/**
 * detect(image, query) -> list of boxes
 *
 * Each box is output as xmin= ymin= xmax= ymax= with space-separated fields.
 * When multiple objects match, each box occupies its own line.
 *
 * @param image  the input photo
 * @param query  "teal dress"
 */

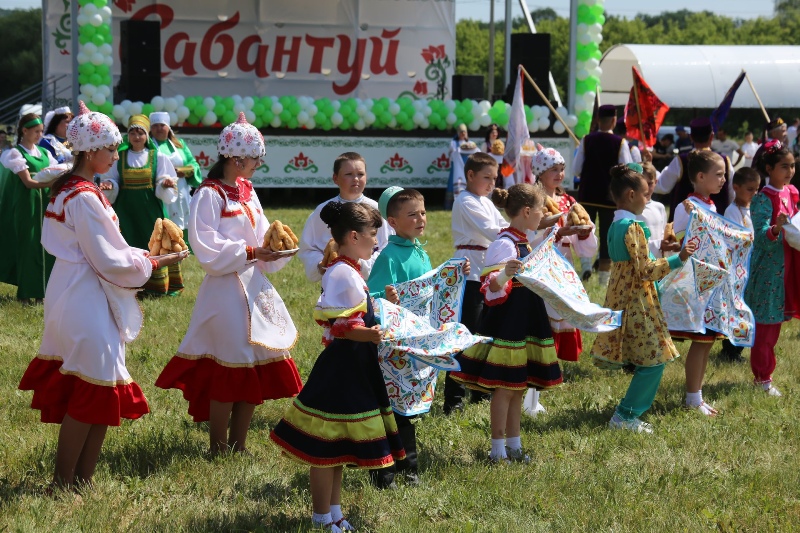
xmin=367 ymin=235 xmax=432 ymax=298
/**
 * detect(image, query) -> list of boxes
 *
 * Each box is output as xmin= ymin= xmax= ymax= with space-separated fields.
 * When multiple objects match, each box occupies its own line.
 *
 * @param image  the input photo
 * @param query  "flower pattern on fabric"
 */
xmin=218 ymin=112 xmax=265 ymax=158
xmin=531 ymin=147 xmax=565 ymax=175
xmin=66 ymin=101 xmax=122 ymax=152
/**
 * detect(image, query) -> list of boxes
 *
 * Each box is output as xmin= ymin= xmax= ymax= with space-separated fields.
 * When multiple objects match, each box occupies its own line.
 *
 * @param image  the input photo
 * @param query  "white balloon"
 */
xmin=104 ymin=55 xmax=113 ymax=67
xmin=82 ymin=3 xmax=97 ymax=16
xmin=354 ymin=118 xmax=366 ymax=131
xmin=82 ymin=83 xmax=97 ymax=96
xmin=578 ymin=32 xmax=592 ymax=45
xmin=364 ymin=111 xmax=376 ymax=125
xmin=528 ymin=120 xmax=539 ymax=133
xmin=420 ymin=118 xmax=430 ymax=129
xmin=363 ymin=98 xmax=374 ymax=109
xmin=307 ymin=104 xmax=318 ymax=117
xmin=538 ymin=117 xmax=550 ymax=130
xmin=168 ymin=111 xmax=178 ymax=125
xmin=356 ymin=104 xmax=367 ymax=117
xmin=577 ymin=68 xmax=589 ymax=81
xmin=76 ymin=14 xmax=88 ymax=26
xmin=553 ymin=121 xmax=566 ymax=135
xmin=77 ymin=52 xmax=89 ymax=64
xmin=201 ymin=111 xmax=217 ymax=126
xmin=445 ymin=100 xmax=458 ymax=111
xmin=566 ymin=114 xmax=579 ymax=128
xmin=388 ymin=102 xmax=401 ymax=115
xmin=412 ymin=111 xmax=424 ymax=125
xmin=577 ymin=23 xmax=588 ymax=35
xmin=388 ymin=117 xmax=397 ymax=128
xmin=164 ymin=98 xmax=178 ymax=112
xmin=423 ymin=105 xmax=432 ymax=117
xmin=233 ymin=103 xmax=246 ymax=114
xmin=151 ymin=96 xmax=165 ymax=110
xmin=331 ymin=112 xmax=344 ymax=126
xmin=270 ymin=116 xmax=282 ymax=128
xmin=297 ymin=111 xmax=309 ymax=124
xmin=582 ymin=91 xmax=596 ymax=105
xmin=91 ymin=52 xmax=104 ymax=65
xmin=542 ymin=106 xmax=551 ymax=118
xmin=98 ymin=85 xmax=111 ymax=97
xmin=232 ymin=94 xmax=243 ymax=103
xmin=468 ymin=119 xmax=480 ymax=131
xmin=592 ymin=66 xmax=603 ymax=78
xmin=99 ymin=44 xmax=113 ymax=56
xmin=478 ymin=113 xmax=492 ymax=127
xmin=129 ymin=102 xmax=142 ymax=115
xmin=120 ymin=99 xmax=132 ymax=108
xmin=479 ymin=100 xmax=492 ymax=113
xmin=112 ymin=105 xmax=125 ymax=119
xmin=175 ymin=95 xmax=185 ymax=105
xmin=412 ymin=99 xmax=425 ymax=112
xmin=203 ymin=97 xmax=216 ymax=109
xmin=271 ymin=102 xmax=283 ymax=115
xmin=575 ymin=99 xmax=589 ymax=113
xmin=555 ymin=106 xmax=568 ymax=118
xmin=244 ymin=110 xmax=256 ymax=123
xmin=305 ymin=118 xmax=316 ymax=129
xmin=82 ymin=43 xmax=98 ymax=56
xmin=101 ymin=6 xmax=112 ymax=18
xmin=586 ymin=58 xmax=600 ymax=70
xmin=243 ymin=96 xmax=255 ymax=109
xmin=446 ymin=112 xmax=458 ymax=125
xmin=176 ymin=106 xmax=190 ymax=121
xmin=90 ymin=14 xmax=103 ymax=27
xmin=593 ymin=33 xmax=604 ymax=44
xmin=121 ymin=115 xmax=131 ymax=127
xmin=91 ymin=92 xmax=106 ymax=106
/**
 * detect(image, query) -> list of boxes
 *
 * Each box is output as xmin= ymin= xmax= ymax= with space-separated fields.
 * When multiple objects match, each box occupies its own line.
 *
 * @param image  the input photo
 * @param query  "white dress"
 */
xmin=155 ymin=177 xmax=302 ymax=422
xmin=19 ymin=176 xmax=153 ymax=425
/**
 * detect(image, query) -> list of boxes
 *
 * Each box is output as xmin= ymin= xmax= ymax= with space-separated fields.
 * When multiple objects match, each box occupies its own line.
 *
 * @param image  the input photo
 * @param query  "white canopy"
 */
xmin=599 ymin=44 xmax=800 ymax=108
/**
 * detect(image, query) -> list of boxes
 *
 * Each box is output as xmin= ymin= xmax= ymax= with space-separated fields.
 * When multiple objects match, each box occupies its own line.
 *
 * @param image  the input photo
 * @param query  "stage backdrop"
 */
xmin=180 ymin=135 xmax=575 ymax=188
xmin=44 ymin=0 xmax=456 ymax=100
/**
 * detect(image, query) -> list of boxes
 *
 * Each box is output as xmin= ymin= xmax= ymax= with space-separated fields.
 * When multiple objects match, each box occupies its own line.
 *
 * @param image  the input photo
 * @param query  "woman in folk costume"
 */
xmin=149 ymin=112 xmax=202 ymax=243
xmin=99 ymin=114 xmax=181 ymax=295
xmin=18 ymin=101 xmax=187 ymax=490
xmin=0 ymin=112 xmax=59 ymax=302
xmin=40 ymin=106 xmax=74 ymax=164
xmin=156 ymin=113 xmax=302 ymax=456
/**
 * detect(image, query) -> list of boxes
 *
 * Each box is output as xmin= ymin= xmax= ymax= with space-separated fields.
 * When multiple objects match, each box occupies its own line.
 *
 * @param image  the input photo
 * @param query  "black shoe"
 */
xmin=400 ymin=470 xmax=420 ymax=486
xmin=622 ymin=363 xmax=636 ymax=375
xmin=443 ymin=402 xmax=464 ymax=415
xmin=469 ymin=390 xmax=489 ymax=404
xmin=368 ymin=468 xmax=397 ymax=490
xmin=720 ymin=351 xmax=747 ymax=364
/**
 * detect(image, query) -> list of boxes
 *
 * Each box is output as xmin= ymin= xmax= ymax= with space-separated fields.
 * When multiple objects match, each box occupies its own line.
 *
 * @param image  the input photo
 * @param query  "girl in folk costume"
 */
xmin=532 ymin=147 xmax=597 ymax=364
xmin=156 ymin=113 xmax=302 ymax=456
xmin=744 ymin=141 xmax=799 ymax=396
xmin=40 ymin=106 xmax=74 ymax=164
xmin=271 ymin=202 xmax=405 ymax=533
xmin=99 ymin=114 xmax=181 ymax=295
xmin=670 ymin=151 xmax=728 ymax=416
xmin=149 ymin=112 xmax=203 ymax=243
xmin=591 ymin=164 xmax=696 ymax=433
xmin=18 ymin=102 xmax=187 ymax=489
xmin=452 ymin=184 xmax=562 ymax=463
xmin=0 ymin=113 xmax=59 ymax=301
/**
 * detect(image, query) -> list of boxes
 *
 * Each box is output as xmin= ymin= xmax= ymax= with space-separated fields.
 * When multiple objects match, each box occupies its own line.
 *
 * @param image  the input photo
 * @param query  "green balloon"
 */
xmin=402 ymin=120 xmax=414 ymax=132
xmin=289 ymin=102 xmax=301 ymax=115
xmin=253 ymin=117 xmax=263 ymax=128
xmin=92 ymin=34 xmax=105 ymax=46
xmin=576 ymin=45 xmax=591 ymax=62
xmin=287 ymin=118 xmax=299 ymax=129
xmin=429 ymin=112 xmax=441 ymax=126
xmin=79 ymin=0 xmax=91 ymax=5
xmin=260 ymin=109 xmax=273 ymax=123
xmin=339 ymin=119 xmax=350 ymax=130
xmin=524 ymin=106 xmax=533 ymax=123
xmin=497 ymin=113 xmax=509 ymax=127
xmin=591 ymin=49 xmax=602 ymax=60
xmin=79 ymin=34 xmax=90 ymax=45
xmin=578 ymin=110 xmax=592 ymax=124
xmin=89 ymin=73 xmax=102 ymax=85
xmin=577 ymin=5 xmax=590 ymax=22
xmin=187 ymin=113 xmax=199 ymax=125
xmin=279 ymin=110 xmax=291 ymax=122
xmin=462 ymin=100 xmax=473 ymax=111
xmin=93 ymin=0 xmax=106 ymax=7
xmin=575 ymin=80 xmax=591 ymax=94
xmin=222 ymin=97 xmax=234 ymax=109
xmin=79 ymin=63 xmax=94 ymax=75
xmin=252 ymin=103 xmax=265 ymax=115
xmin=380 ymin=111 xmax=392 ymax=125
xmin=214 ymin=104 xmax=226 ymax=116
xmin=279 ymin=96 xmax=291 ymax=106
xmin=193 ymin=104 xmax=207 ymax=116
xmin=575 ymin=123 xmax=589 ymax=138
xmin=95 ymin=64 xmax=108 ymax=76
xmin=101 ymin=74 xmax=112 ymax=85
xmin=590 ymin=5 xmax=604 ymax=18
xmin=396 ymin=111 xmax=408 ymax=124
xmin=78 ymin=74 xmax=89 ymax=85
xmin=597 ymin=15 xmax=606 ymax=25
xmin=223 ymin=111 xmax=236 ymax=124
xmin=100 ymin=101 xmax=113 ymax=115
xmin=372 ymin=103 xmax=384 ymax=115
xmin=142 ymin=104 xmax=154 ymax=116
xmin=82 ymin=25 xmax=96 ymax=37
xmin=587 ymin=75 xmax=600 ymax=87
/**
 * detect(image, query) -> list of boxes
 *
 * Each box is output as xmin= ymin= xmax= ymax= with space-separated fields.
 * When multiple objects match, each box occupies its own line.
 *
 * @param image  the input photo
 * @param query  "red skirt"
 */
xmin=155 ymin=355 xmax=303 ymax=422
xmin=18 ymin=357 xmax=150 ymax=426
xmin=553 ymin=330 xmax=582 ymax=362
xmin=784 ymin=241 xmax=800 ymax=320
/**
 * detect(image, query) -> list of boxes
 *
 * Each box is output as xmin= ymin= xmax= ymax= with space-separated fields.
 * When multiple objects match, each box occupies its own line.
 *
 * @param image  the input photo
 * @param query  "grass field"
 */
xmin=1 ymin=207 xmax=799 ymax=532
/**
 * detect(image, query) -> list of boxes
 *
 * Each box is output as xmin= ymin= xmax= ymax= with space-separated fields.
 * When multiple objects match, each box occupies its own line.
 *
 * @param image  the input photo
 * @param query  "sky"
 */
xmin=4 ymin=0 xmax=776 ymax=20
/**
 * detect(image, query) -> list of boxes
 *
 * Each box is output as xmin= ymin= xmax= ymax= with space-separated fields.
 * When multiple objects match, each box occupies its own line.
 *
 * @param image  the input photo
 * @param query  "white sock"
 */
xmin=598 ymin=271 xmax=610 ymax=285
xmin=505 ymin=436 xmax=522 ymax=451
xmin=312 ymin=512 xmax=332 ymax=527
xmin=330 ymin=505 xmax=343 ymax=522
xmin=491 ymin=438 xmax=506 ymax=458
xmin=685 ymin=391 xmax=702 ymax=407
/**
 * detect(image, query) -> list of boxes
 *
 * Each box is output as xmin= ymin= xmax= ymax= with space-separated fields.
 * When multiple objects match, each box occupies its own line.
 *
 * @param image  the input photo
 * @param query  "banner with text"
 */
xmin=44 ymin=0 xmax=456 ymax=100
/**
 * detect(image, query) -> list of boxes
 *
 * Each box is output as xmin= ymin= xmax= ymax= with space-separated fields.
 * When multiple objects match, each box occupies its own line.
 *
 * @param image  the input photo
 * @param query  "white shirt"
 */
xmin=673 ymin=198 xmax=716 ymax=237
xmin=630 ymin=144 xmax=642 ymax=163
xmin=788 ymin=125 xmax=798 ymax=146
xmin=0 ymin=144 xmax=58 ymax=174
xmin=451 ymin=190 xmax=509 ymax=281
xmin=572 ymin=133 xmax=633 ymax=176
xmin=723 ymin=202 xmax=752 ymax=232
xmin=99 ymin=148 xmax=177 ymax=205
xmin=158 ymin=139 xmax=194 ymax=229
xmin=297 ymin=195 xmax=392 ymax=282
xmin=636 ymin=200 xmax=668 ymax=258
xmin=711 ymin=139 xmax=740 ymax=162
xmin=741 ymin=141 xmax=759 ymax=166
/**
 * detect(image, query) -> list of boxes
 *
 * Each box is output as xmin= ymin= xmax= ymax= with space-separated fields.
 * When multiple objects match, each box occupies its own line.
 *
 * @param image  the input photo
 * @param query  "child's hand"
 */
xmin=365 ymin=325 xmax=383 ymax=344
xmin=504 ymin=259 xmax=523 ymax=277
xmin=776 ymin=213 xmax=790 ymax=228
xmin=463 ymin=259 xmax=471 ymax=277
xmin=682 ymin=199 xmax=695 ymax=213
xmin=660 ymin=240 xmax=681 ymax=252
xmin=385 ymin=285 xmax=399 ymax=304
xmin=576 ymin=226 xmax=593 ymax=238
xmin=317 ymin=261 xmax=327 ymax=275
xmin=161 ymin=178 xmax=177 ymax=189
xmin=641 ymin=148 xmax=653 ymax=163
xmin=557 ymin=225 xmax=581 ymax=237
xmin=99 ymin=181 xmax=113 ymax=190
xmin=679 ymin=240 xmax=698 ymax=262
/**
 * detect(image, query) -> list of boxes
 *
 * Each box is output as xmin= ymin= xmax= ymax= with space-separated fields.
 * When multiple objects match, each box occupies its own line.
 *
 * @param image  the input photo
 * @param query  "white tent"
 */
xmin=599 ymin=44 xmax=800 ymax=108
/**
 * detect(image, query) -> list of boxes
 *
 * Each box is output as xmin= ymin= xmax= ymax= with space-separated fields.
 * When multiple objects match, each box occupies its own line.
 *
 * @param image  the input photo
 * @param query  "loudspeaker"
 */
xmin=506 ymin=33 xmax=550 ymax=107
xmin=452 ymin=75 xmax=484 ymax=101
xmin=117 ymin=20 xmax=161 ymax=103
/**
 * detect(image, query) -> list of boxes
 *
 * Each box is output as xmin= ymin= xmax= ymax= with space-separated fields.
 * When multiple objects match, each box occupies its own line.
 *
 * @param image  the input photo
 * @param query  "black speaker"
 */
xmin=117 ymin=19 xmax=161 ymax=103
xmin=452 ymin=74 xmax=484 ymax=101
xmin=506 ymin=33 xmax=550 ymax=107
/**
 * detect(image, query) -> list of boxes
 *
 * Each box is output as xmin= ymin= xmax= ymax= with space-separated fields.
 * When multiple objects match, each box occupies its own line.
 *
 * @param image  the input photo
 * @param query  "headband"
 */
xmin=23 ymin=118 xmax=43 ymax=129
xmin=378 ymin=186 xmax=404 ymax=219
xmin=626 ymin=162 xmax=644 ymax=173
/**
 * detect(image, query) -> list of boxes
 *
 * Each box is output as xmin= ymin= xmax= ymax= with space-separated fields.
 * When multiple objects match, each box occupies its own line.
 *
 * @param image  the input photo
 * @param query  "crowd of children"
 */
xmin=7 ymin=106 xmax=799 ymax=532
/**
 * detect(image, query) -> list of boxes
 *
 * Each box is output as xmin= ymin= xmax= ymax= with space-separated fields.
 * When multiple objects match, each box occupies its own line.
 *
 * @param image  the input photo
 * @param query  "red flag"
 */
xmin=624 ymin=67 xmax=669 ymax=149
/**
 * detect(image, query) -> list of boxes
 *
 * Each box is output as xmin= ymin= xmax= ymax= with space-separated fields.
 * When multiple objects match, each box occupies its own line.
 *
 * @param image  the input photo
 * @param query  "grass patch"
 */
xmin=1 ymin=207 xmax=799 ymax=531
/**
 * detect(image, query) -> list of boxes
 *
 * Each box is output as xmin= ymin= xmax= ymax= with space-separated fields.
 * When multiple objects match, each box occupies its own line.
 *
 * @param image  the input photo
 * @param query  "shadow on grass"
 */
xmin=100 ymin=428 xmax=206 ymax=479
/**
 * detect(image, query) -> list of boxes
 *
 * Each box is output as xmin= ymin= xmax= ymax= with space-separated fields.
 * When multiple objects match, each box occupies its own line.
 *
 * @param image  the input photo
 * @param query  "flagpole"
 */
xmin=519 ymin=65 xmax=580 ymax=146
xmin=632 ymin=68 xmax=646 ymax=148
xmin=744 ymin=71 xmax=771 ymax=123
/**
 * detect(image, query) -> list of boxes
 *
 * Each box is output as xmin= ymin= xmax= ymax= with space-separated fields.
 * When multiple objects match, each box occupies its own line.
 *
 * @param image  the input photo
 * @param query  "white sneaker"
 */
xmin=522 ymin=389 xmax=546 ymax=416
xmin=761 ymin=383 xmax=782 ymax=397
xmin=608 ymin=414 xmax=653 ymax=433
xmin=685 ymin=401 xmax=718 ymax=417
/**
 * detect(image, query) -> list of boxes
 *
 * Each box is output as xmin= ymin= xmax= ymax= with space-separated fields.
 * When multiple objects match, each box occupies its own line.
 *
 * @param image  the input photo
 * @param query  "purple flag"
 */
xmin=710 ymin=72 xmax=746 ymax=134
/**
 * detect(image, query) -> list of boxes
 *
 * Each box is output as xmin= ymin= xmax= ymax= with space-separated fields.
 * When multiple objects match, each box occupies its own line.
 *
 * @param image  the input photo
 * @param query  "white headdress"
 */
xmin=218 ymin=112 xmax=265 ymax=158
xmin=65 ymin=101 xmax=122 ymax=152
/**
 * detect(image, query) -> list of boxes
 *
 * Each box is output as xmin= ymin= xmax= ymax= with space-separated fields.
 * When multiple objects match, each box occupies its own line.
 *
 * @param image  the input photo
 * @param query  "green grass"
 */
xmin=1 ymin=207 xmax=799 ymax=532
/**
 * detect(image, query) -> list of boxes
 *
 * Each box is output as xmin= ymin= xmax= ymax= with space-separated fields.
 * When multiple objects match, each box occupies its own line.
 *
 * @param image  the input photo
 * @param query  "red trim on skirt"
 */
xmin=553 ymin=330 xmax=582 ymax=362
xmin=155 ymin=356 xmax=303 ymax=422
xmin=18 ymin=357 xmax=149 ymax=426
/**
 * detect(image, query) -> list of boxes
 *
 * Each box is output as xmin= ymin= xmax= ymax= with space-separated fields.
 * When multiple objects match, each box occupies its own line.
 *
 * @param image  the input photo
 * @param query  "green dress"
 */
xmin=0 ymin=145 xmax=55 ymax=299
